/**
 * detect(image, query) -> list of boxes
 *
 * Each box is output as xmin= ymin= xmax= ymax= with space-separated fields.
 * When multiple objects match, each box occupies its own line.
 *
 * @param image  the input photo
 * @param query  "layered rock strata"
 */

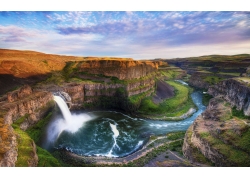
xmin=0 ymin=85 xmax=54 ymax=166
xmin=77 ymin=60 xmax=160 ymax=80
xmin=208 ymin=78 xmax=250 ymax=116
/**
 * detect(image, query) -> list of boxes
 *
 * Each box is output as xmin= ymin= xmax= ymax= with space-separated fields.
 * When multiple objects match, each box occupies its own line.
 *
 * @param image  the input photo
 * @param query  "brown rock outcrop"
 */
xmin=0 ymin=85 xmax=54 ymax=166
xmin=78 ymin=60 xmax=159 ymax=80
xmin=7 ymin=85 xmax=32 ymax=103
xmin=0 ymin=121 xmax=17 ymax=167
xmin=3 ymin=91 xmax=54 ymax=129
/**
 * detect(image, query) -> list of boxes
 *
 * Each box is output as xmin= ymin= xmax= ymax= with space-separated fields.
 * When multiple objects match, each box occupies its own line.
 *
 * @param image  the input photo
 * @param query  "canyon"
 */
xmin=1 ymin=49 xmax=250 ymax=167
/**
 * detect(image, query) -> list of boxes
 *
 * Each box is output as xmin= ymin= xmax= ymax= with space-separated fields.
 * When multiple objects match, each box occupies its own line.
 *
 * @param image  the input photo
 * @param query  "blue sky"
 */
xmin=0 ymin=11 xmax=250 ymax=59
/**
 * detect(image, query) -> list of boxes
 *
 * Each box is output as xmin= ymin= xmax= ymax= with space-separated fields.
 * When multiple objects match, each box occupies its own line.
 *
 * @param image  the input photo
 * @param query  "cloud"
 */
xmin=0 ymin=25 xmax=37 ymax=42
xmin=0 ymin=11 xmax=250 ymax=59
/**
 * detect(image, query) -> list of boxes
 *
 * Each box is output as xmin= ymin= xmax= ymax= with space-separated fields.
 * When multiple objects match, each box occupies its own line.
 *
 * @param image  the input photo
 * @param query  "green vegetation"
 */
xmin=127 ymin=88 xmax=154 ymax=111
xmin=63 ymin=62 xmax=78 ymax=81
xmin=12 ymin=112 xmax=61 ymax=167
xmin=203 ymin=133 xmax=250 ymax=166
xmin=168 ymin=54 xmax=250 ymax=62
xmin=185 ymin=127 xmax=214 ymax=166
xmin=138 ymin=81 xmax=195 ymax=118
xmin=202 ymin=93 xmax=213 ymax=106
xmin=232 ymin=106 xmax=250 ymax=120
xmin=220 ymin=128 xmax=250 ymax=154
xmin=26 ymin=112 xmax=53 ymax=143
xmin=13 ymin=114 xmax=29 ymax=127
xmin=160 ymin=69 xmax=182 ymax=79
xmin=43 ymin=72 xmax=65 ymax=85
xmin=83 ymin=87 xmax=127 ymax=110
xmin=36 ymin=146 xmax=61 ymax=167
xmin=204 ymin=75 xmax=224 ymax=85
xmin=167 ymin=131 xmax=186 ymax=140
xmin=125 ymin=139 xmax=184 ymax=167
xmin=12 ymin=125 xmax=36 ymax=167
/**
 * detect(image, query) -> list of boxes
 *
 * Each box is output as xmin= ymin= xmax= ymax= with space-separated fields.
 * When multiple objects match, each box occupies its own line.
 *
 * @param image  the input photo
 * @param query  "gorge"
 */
xmin=1 ymin=49 xmax=250 ymax=167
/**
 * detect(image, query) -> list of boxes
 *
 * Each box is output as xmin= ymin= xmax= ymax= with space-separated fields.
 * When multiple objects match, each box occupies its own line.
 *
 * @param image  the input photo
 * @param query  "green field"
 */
xmin=138 ymin=80 xmax=195 ymax=119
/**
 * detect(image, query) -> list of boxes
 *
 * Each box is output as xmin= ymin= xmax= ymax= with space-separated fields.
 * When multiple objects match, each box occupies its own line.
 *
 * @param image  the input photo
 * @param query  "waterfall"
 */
xmin=46 ymin=95 xmax=93 ymax=144
xmin=53 ymin=95 xmax=72 ymax=123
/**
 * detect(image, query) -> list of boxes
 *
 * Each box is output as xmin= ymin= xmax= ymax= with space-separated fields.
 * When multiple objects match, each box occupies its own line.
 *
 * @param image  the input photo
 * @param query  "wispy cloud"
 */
xmin=0 ymin=11 xmax=250 ymax=58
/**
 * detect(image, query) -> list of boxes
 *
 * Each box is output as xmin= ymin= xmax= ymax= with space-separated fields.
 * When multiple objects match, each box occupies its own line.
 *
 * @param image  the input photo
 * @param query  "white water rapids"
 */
xmin=43 ymin=91 xmax=206 ymax=158
xmin=107 ymin=123 xmax=120 ymax=157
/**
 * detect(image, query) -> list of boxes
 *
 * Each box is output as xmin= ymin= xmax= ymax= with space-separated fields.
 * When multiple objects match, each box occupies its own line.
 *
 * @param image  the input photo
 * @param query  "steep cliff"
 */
xmin=183 ymin=96 xmax=250 ymax=166
xmin=0 ymin=118 xmax=17 ymax=167
xmin=0 ymin=85 xmax=54 ymax=166
xmin=68 ymin=60 xmax=160 ymax=80
xmin=208 ymin=78 xmax=250 ymax=116
xmin=60 ymin=71 xmax=157 ymax=111
xmin=188 ymin=72 xmax=211 ymax=89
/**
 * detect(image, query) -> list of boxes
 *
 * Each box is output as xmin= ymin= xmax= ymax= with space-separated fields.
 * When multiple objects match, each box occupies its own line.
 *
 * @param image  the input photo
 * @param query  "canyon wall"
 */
xmin=208 ymin=78 xmax=250 ymax=116
xmin=0 ymin=85 xmax=54 ymax=167
xmin=76 ymin=60 xmax=160 ymax=80
xmin=63 ymin=73 xmax=156 ymax=111
xmin=183 ymin=95 xmax=250 ymax=166
xmin=188 ymin=72 xmax=211 ymax=89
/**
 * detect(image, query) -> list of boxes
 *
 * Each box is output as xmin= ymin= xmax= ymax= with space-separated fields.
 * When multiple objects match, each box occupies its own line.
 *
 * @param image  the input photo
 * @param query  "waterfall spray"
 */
xmin=46 ymin=95 xmax=93 ymax=144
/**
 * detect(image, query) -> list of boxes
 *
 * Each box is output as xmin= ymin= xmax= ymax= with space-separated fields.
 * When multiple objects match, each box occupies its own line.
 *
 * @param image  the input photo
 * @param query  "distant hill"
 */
xmin=161 ymin=54 xmax=250 ymax=62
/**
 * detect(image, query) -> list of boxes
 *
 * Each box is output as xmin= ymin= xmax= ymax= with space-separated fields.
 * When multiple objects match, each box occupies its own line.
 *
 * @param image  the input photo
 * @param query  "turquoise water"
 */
xmin=43 ymin=91 xmax=206 ymax=158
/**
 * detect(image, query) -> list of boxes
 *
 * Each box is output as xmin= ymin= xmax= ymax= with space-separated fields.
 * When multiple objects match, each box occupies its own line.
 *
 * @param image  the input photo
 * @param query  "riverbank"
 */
xmin=136 ymin=80 xmax=197 ymax=120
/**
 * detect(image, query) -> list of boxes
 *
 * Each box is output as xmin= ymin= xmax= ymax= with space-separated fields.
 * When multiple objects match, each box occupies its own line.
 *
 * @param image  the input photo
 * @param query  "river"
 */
xmin=41 ymin=86 xmax=206 ymax=158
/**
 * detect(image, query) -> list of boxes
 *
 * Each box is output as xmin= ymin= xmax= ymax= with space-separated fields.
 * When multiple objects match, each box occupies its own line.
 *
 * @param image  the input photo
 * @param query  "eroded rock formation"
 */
xmin=72 ymin=60 xmax=160 ymax=80
xmin=188 ymin=72 xmax=211 ymax=89
xmin=183 ymin=96 xmax=250 ymax=166
xmin=0 ymin=85 xmax=54 ymax=166
xmin=208 ymin=78 xmax=250 ymax=116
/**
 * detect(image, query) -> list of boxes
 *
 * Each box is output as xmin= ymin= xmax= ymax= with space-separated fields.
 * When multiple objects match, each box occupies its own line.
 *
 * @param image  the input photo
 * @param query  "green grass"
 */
xmin=185 ymin=127 xmax=214 ymax=166
xmin=232 ymin=106 xmax=250 ymax=120
xmin=12 ymin=112 xmax=61 ymax=167
xmin=26 ymin=112 xmax=53 ymax=143
xmin=220 ymin=128 xmax=250 ymax=154
xmin=43 ymin=72 xmax=65 ymax=85
xmin=203 ymin=132 xmax=250 ymax=166
xmin=167 ymin=131 xmax=186 ymax=140
xmin=13 ymin=114 xmax=29 ymax=126
xmin=36 ymin=146 xmax=61 ymax=167
xmin=128 ymin=88 xmax=154 ymax=105
xmin=12 ymin=126 xmax=36 ymax=167
xmin=204 ymin=76 xmax=224 ymax=85
xmin=160 ymin=69 xmax=183 ymax=79
xmin=217 ymin=72 xmax=240 ymax=76
xmin=138 ymin=81 xmax=195 ymax=117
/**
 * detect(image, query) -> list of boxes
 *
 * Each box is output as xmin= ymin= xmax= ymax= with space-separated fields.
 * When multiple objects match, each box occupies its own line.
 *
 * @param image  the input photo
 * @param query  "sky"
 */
xmin=0 ymin=11 xmax=250 ymax=59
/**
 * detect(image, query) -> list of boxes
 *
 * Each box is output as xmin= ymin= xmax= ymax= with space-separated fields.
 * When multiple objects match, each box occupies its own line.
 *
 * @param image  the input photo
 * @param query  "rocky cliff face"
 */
xmin=62 ymin=73 xmax=156 ymax=110
xmin=3 ymin=90 xmax=54 ymax=129
xmin=0 ymin=120 xmax=17 ymax=167
xmin=0 ymin=85 xmax=54 ymax=166
xmin=183 ymin=96 xmax=250 ymax=166
xmin=77 ymin=60 xmax=160 ymax=80
xmin=208 ymin=78 xmax=250 ymax=116
xmin=188 ymin=72 xmax=211 ymax=89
